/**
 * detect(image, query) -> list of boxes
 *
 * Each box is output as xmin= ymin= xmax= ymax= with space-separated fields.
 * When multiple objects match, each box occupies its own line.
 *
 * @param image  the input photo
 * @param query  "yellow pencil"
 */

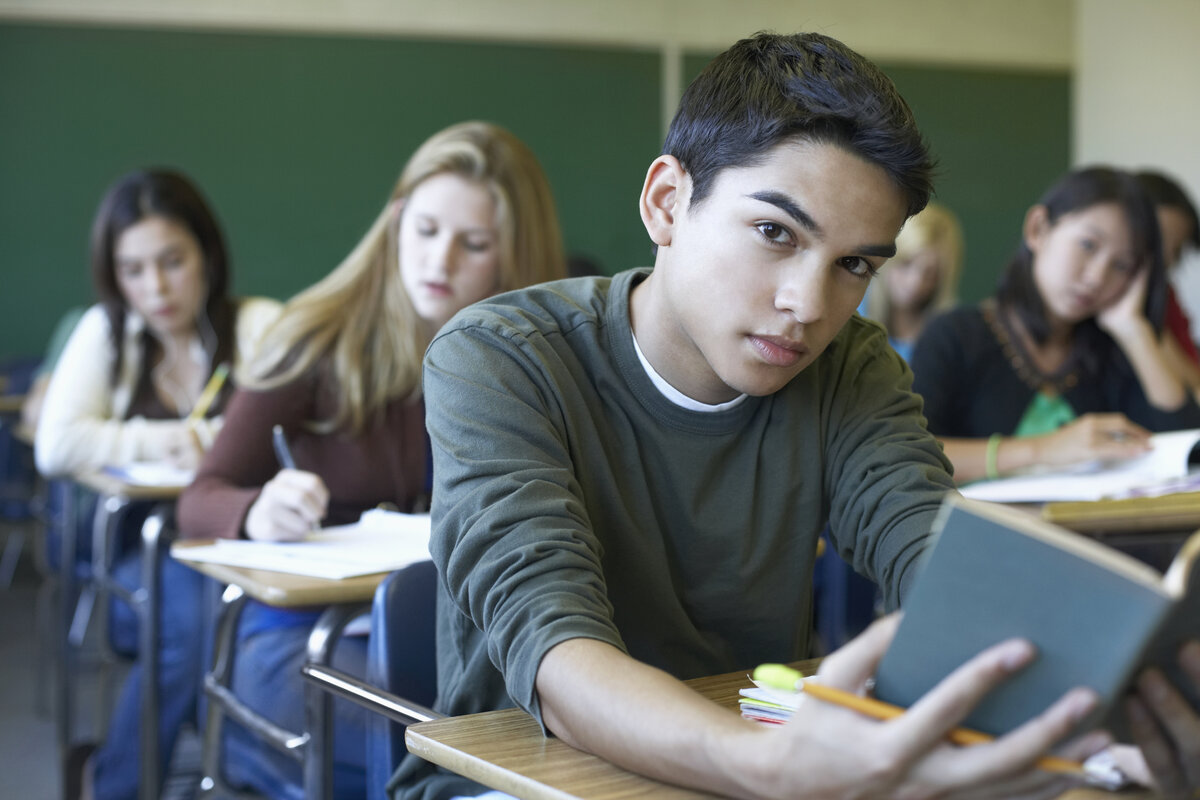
xmin=752 ymin=665 xmax=1083 ymax=775
xmin=798 ymin=680 xmax=1083 ymax=775
xmin=189 ymin=362 xmax=230 ymax=421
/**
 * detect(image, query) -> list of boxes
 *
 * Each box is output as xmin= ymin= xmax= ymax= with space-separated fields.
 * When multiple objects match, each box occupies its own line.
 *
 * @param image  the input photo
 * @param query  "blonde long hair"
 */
xmin=867 ymin=201 xmax=963 ymax=324
xmin=250 ymin=121 xmax=566 ymax=433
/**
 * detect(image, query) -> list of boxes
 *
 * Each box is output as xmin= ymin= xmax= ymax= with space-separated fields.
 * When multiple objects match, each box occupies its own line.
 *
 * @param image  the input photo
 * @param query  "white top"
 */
xmin=35 ymin=297 xmax=282 ymax=477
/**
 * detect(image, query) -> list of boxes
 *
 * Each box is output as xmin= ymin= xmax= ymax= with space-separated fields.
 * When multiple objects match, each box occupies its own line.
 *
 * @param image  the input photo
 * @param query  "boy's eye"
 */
xmin=837 ymin=256 xmax=877 ymax=279
xmin=755 ymin=222 xmax=793 ymax=245
xmin=1079 ymin=238 xmax=1097 ymax=253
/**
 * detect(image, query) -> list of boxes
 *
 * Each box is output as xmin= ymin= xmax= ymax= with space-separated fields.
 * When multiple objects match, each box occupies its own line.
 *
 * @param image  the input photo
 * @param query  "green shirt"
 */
xmin=392 ymin=269 xmax=955 ymax=800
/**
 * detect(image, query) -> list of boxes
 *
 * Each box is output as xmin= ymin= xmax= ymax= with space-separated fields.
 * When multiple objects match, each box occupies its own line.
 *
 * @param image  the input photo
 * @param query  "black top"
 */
xmin=911 ymin=303 xmax=1200 ymax=437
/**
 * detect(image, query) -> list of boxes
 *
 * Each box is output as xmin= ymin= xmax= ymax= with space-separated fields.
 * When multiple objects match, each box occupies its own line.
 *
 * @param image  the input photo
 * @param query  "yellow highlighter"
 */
xmin=189 ymin=362 xmax=230 ymax=420
xmin=753 ymin=664 xmax=1084 ymax=775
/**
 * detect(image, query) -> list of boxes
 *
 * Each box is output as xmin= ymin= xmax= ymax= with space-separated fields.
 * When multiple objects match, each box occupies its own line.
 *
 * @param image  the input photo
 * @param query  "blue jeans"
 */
xmin=222 ymin=603 xmax=369 ymax=800
xmin=92 ymin=550 xmax=205 ymax=800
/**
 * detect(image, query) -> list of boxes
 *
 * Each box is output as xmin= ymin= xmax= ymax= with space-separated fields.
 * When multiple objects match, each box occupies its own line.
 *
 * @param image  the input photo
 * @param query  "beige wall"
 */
xmin=0 ymin=0 xmax=1072 ymax=66
xmin=1075 ymin=0 xmax=1200 ymax=324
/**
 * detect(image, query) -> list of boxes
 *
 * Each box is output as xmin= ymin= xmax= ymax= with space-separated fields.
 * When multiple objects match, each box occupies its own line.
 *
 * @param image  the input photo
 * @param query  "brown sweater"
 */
xmin=177 ymin=369 xmax=428 ymax=540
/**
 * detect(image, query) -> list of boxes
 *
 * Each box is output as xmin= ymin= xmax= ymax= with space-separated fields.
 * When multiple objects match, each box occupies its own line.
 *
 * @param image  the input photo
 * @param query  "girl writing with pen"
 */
xmin=42 ymin=168 xmax=282 ymax=800
xmin=911 ymin=166 xmax=1200 ymax=484
xmin=176 ymin=121 xmax=567 ymax=800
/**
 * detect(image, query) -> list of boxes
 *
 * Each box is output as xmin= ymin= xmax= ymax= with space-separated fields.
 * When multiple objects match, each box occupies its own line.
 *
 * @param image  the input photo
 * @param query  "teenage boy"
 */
xmin=392 ymin=31 xmax=1197 ymax=800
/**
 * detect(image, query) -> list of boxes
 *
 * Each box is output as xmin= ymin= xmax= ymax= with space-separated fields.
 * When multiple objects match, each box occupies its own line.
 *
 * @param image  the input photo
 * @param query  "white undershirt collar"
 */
xmin=631 ymin=332 xmax=748 ymax=412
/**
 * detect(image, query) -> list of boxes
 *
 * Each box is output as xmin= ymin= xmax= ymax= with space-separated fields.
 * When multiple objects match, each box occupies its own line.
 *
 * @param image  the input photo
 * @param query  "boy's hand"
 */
xmin=1126 ymin=641 xmax=1200 ymax=799
xmin=537 ymin=615 xmax=1110 ymax=800
xmin=244 ymin=469 xmax=329 ymax=541
xmin=750 ymin=614 xmax=1108 ymax=799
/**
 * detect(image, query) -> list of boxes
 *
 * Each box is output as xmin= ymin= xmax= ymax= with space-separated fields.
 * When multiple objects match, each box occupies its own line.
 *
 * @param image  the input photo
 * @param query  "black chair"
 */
xmin=301 ymin=559 xmax=440 ymax=800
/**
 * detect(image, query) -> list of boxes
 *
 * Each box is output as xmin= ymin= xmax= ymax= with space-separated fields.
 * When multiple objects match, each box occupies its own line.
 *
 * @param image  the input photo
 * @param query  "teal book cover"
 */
xmin=874 ymin=496 xmax=1198 ymax=740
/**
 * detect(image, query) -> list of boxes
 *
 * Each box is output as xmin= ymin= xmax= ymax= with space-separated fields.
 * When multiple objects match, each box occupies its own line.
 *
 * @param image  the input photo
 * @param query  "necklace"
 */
xmin=981 ymin=299 xmax=1079 ymax=396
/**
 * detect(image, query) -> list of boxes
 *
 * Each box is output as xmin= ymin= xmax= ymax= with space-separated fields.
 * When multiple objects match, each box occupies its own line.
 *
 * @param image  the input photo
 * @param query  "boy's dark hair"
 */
xmin=1135 ymin=169 xmax=1200 ymax=251
xmin=996 ymin=166 xmax=1165 ymax=373
xmin=663 ymin=31 xmax=933 ymax=217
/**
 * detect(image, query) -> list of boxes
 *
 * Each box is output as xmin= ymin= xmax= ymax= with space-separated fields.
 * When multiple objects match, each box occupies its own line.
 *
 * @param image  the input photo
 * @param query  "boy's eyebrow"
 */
xmin=748 ymin=190 xmax=897 ymax=258
xmin=749 ymin=190 xmax=820 ymax=233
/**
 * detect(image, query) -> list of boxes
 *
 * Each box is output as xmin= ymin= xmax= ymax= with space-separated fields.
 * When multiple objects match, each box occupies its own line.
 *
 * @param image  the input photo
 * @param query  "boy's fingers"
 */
xmin=817 ymin=613 xmax=901 ymax=691
xmin=905 ymin=690 xmax=1101 ymax=793
xmin=1136 ymin=670 xmax=1200 ymax=789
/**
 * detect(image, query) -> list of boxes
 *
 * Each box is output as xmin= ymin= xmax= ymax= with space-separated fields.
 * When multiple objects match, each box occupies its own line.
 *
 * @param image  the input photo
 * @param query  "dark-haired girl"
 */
xmin=911 ymin=166 xmax=1200 ymax=484
xmin=36 ymin=168 xmax=280 ymax=800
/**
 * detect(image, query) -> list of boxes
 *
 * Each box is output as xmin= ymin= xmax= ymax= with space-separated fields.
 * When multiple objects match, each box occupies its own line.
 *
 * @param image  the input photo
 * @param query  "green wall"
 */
xmin=0 ymin=23 xmax=661 ymax=361
xmin=682 ymin=53 xmax=1072 ymax=305
xmin=2 ymin=23 xmax=1069 ymax=363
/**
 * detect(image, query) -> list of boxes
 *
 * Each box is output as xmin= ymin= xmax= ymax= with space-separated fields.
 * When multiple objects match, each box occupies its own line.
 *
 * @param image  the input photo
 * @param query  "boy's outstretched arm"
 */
xmin=536 ymin=616 xmax=1110 ymax=800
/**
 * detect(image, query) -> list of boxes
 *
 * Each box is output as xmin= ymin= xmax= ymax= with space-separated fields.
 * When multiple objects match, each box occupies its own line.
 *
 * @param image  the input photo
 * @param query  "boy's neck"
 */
xmin=629 ymin=270 xmax=740 ymax=406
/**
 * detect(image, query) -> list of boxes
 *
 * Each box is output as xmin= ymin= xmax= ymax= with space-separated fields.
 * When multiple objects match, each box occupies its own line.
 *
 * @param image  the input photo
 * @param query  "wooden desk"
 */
xmin=61 ymin=470 xmax=185 ymax=800
xmin=406 ymin=662 xmax=1152 ymax=800
xmin=171 ymin=540 xmax=387 ymax=606
xmin=171 ymin=539 xmax=398 ymax=800
xmin=1044 ymin=491 xmax=1200 ymax=536
xmin=71 ymin=470 xmax=184 ymax=800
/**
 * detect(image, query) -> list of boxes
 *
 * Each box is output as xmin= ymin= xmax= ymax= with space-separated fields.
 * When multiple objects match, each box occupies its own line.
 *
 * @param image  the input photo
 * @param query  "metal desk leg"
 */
xmin=56 ymin=481 xmax=76 ymax=757
xmin=138 ymin=505 xmax=173 ymax=800
xmin=89 ymin=494 xmax=129 ymax=730
xmin=303 ymin=604 xmax=369 ymax=800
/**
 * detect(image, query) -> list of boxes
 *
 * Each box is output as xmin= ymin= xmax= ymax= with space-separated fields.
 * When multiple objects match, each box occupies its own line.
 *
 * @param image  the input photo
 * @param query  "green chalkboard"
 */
xmin=0 ymin=23 xmax=662 ymax=361
xmin=681 ymin=52 xmax=1071 ymax=305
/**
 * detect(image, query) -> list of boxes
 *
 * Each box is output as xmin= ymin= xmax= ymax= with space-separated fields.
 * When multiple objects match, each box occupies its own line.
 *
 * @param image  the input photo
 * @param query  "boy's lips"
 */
xmin=749 ymin=333 xmax=808 ymax=367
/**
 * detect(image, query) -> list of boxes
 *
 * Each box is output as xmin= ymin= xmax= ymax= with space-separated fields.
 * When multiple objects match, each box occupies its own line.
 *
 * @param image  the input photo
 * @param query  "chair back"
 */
xmin=365 ymin=559 xmax=438 ymax=800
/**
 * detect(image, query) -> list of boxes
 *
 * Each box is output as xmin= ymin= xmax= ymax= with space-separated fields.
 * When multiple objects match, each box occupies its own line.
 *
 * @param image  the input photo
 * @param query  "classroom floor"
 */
xmin=0 ymin=520 xmax=201 ymax=799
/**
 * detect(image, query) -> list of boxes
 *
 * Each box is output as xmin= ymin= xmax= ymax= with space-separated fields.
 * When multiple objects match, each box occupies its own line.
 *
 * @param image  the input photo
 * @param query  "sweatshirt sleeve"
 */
xmin=423 ymin=320 xmax=622 ymax=726
xmin=821 ymin=319 xmax=957 ymax=610
xmin=35 ymin=305 xmax=187 ymax=476
xmin=176 ymin=377 xmax=312 ymax=540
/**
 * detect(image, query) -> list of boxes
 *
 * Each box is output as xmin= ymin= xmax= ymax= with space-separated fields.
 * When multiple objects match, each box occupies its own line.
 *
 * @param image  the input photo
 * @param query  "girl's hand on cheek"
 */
xmin=1097 ymin=268 xmax=1149 ymax=337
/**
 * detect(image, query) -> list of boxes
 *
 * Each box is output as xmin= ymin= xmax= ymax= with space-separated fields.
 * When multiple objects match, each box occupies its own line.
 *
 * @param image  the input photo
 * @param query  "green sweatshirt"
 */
xmin=391 ymin=268 xmax=955 ymax=800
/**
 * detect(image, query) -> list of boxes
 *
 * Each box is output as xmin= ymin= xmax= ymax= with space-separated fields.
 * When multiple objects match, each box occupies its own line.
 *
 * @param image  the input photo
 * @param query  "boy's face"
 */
xmin=633 ymin=139 xmax=908 ymax=404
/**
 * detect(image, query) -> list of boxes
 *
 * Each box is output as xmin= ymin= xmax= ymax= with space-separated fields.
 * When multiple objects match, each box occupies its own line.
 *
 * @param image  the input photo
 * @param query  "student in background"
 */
xmin=1136 ymin=170 xmax=1200 ymax=395
xmin=43 ymin=169 xmax=281 ymax=800
xmin=19 ymin=306 xmax=85 ymax=432
xmin=911 ymin=166 xmax=1200 ymax=485
xmin=863 ymin=201 xmax=962 ymax=362
xmin=176 ymin=121 xmax=566 ymax=800
xmin=392 ymin=33 xmax=1122 ymax=800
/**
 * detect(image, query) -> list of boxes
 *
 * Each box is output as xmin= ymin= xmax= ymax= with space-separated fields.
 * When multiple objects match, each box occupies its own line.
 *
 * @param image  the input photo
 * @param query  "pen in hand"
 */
xmin=272 ymin=424 xmax=297 ymax=470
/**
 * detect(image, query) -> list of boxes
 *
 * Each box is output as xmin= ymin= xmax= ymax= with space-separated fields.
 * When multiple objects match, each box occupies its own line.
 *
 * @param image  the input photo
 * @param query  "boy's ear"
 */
xmin=1022 ymin=205 xmax=1050 ymax=253
xmin=640 ymin=155 xmax=688 ymax=247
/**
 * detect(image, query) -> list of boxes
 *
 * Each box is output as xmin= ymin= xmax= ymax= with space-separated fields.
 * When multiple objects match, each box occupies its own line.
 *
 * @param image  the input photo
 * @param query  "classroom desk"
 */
xmin=63 ymin=470 xmax=185 ymax=800
xmin=172 ymin=540 xmax=393 ymax=800
xmin=406 ymin=661 xmax=1152 ymax=800
xmin=1043 ymin=491 xmax=1200 ymax=536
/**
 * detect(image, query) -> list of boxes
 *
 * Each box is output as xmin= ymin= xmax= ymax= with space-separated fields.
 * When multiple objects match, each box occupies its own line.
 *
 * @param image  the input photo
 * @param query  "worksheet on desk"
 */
xmin=176 ymin=510 xmax=431 ymax=579
xmin=961 ymin=428 xmax=1200 ymax=503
